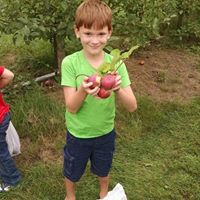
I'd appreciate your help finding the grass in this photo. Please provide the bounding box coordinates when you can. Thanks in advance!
[115,97,200,199]
[5,86,65,141]
[2,91,200,200]
[0,33,54,77]
[1,35,200,199]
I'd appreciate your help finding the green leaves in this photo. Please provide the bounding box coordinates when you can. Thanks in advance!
[0,0,78,42]
[120,45,140,59]
[97,62,112,74]
[97,46,139,75]
[110,48,121,57]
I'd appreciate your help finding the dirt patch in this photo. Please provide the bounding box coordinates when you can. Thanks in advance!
[15,135,63,166]
[37,136,63,165]
[127,46,200,102]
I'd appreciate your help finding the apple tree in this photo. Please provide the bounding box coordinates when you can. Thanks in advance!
[0,0,81,69]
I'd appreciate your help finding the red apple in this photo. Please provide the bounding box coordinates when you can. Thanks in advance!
[139,60,145,65]
[101,74,116,90]
[87,75,101,89]
[97,88,111,99]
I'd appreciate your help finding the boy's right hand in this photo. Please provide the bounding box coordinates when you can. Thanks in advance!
[82,77,100,96]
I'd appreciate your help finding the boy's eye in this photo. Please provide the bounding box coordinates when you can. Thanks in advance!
[99,32,106,36]
[85,32,92,36]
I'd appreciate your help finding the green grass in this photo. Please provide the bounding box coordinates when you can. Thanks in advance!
[0,33,54,77]
[2,92,200,200]
[0,34,16,56]
[6,86,65,141]
[114,97,200,199]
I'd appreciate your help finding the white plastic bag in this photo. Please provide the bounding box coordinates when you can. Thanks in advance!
[6,121,21,157]
[98,183,128,200]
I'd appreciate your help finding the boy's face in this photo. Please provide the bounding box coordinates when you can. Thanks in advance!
[75,25,112,56]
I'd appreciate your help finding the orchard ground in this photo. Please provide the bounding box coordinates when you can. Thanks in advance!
[1,43,200,199]
[128,45,200,102]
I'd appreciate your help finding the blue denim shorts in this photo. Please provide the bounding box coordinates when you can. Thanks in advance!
[63,129,116,182]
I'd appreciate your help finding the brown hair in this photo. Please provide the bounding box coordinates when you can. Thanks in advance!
[75,0,112,30]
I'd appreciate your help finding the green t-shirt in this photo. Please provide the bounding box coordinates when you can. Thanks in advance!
[61,50,131,138]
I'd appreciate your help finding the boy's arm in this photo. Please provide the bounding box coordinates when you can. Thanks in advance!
[115,86,137,112]
[63,85,87,113]
[112,74,137,112]
[0,68,14,89]
[63,77,99,113]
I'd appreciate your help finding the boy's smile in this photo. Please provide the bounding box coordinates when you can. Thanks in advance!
[75,26,112,57]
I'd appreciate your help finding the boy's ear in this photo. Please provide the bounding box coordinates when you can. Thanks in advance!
[108,29,112,39]
[74,26,80,39]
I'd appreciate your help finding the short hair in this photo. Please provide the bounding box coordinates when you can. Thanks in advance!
[75,0,112,30]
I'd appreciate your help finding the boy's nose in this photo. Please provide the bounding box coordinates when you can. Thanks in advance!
[91,36,99,44]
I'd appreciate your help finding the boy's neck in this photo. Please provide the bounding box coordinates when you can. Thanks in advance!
[83,50,104,69]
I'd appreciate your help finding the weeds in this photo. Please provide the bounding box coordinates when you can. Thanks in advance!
[8,86,65,141]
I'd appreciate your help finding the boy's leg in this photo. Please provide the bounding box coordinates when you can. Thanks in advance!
[98,175,109,199]
[63,132,93,200]
[65,178,76,200]
[91,130,116,199]
[0,113,21,186]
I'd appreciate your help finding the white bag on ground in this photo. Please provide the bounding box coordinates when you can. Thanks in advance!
[6,121,21,157]
[98,183,128,200]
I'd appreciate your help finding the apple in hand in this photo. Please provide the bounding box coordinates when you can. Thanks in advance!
[101,74,116,90]
[97,88,111,99]
[87,75,101,89]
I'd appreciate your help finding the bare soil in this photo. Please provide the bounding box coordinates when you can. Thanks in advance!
[126,46,200,102]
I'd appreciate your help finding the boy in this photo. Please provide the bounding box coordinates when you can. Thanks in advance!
[0,66,21,192]
[61,0,137,199]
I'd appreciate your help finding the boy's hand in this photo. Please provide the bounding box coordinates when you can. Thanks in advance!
[82,77,100,96]
[111,72,121,92]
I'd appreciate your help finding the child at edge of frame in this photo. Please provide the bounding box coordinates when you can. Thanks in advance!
[61,0,137,199]
[0,66,21,192]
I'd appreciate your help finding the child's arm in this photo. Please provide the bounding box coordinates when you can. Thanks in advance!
[63,77,99,113]
[113,74,137,112]
[115,86,137,112]
[0,68,14,89]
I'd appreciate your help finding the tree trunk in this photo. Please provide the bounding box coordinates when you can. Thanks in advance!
[177,13,184,29]
[52,33,58,70]
[176,0,184,29]
[52,33,65,72]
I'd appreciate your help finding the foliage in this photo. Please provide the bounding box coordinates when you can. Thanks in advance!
[0,0,79,41]
[108,0,177,46]
[0,0,81,68]
[172,0,200,40]
[108,0,200,47]
[97,45,139,74]
[1,0,200,68]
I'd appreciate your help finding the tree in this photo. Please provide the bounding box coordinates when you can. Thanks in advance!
[0,0,81,69]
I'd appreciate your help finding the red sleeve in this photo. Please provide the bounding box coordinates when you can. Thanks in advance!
[0,66,5,76]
